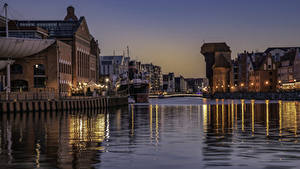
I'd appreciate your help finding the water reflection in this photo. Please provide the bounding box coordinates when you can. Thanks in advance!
[1,99,300,168]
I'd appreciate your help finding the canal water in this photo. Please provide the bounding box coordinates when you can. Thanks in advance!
[1,97,300,169]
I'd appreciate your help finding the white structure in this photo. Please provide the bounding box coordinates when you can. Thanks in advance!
[99,55,130,86]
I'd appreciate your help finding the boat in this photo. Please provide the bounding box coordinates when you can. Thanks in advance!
[118,60,149,103]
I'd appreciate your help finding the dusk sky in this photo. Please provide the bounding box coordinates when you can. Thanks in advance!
[3,0,300,77]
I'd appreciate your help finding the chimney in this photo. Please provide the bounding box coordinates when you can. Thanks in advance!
[64,6,78,21]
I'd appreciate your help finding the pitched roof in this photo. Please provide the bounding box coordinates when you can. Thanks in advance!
[248,52,268,70]
[201,42,231,54]
[279,50,296,66]
[265,47,300,53]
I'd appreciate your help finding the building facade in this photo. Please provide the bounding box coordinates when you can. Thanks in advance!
[0,6,100,95]
[201,42,231,91]
[248,53,277,92]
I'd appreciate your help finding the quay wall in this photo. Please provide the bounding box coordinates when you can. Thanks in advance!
[0,96,128,113]
[205,92,300,100]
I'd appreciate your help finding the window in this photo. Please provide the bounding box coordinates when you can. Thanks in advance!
[11,64,23,74]
[34,64,45,75]
[34,77,46,88]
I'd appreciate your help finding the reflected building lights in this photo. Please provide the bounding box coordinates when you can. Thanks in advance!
[222,103,225,133]
[35,142,41,168]
[241,100,245,132]
[131,105,135,136]
[155,104,159,145]
[203,104,208,132]
[231,100,234,132]
[150,105,153,141]
[251,100,255,134]
[106,113,110,139]
[266,100,269,136]
[279,100,282,136]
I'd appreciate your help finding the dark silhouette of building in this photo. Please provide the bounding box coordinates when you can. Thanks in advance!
[201,43,231,91]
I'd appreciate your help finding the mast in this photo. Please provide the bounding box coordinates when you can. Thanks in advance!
[127,46,130,58]
[4,3,11,97]
[4,3,8,37]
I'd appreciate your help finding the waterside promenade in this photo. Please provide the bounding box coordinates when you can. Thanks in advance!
[0,92,128,113]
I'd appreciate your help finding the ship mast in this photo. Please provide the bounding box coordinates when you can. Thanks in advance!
[4,3,8,37]
[4,3,11,97]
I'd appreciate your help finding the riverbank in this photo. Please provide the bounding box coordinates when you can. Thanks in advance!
[205,92,300,100]
[0,95,128,113]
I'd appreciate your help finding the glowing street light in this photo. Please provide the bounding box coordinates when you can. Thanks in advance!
[265,81,269,85]
[105,78,109,83]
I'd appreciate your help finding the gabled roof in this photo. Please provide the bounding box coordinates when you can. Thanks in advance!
[201,42,231,54]
[279,50,296,67]
[248,52,267,71]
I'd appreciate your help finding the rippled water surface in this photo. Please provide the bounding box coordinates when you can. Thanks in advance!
[2,97,300,169]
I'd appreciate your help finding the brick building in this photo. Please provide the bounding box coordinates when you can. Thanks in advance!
[247,53,277,92]
[0,6,100,95]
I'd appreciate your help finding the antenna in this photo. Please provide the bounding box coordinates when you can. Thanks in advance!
[113,50,115,56]
[4,3,8,37]
[127,46,130,58]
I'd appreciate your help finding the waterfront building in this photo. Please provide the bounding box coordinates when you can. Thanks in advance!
[230,51,252,92]
[212,53,231,93]
[277,49,300,90]
[230,59,239,92]
[163,73,175,93]
[0,38,72,95]
[247,53,277,92]
[185,78,208,93]
[0,6,100,95]
[141,63,163,93]
[99,55,129,87]
[201,42,231,91]
[265,47,300,62]
[175,75,187,93]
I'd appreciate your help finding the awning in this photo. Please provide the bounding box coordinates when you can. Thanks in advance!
[0,60,14,70]
[0,37,55,58]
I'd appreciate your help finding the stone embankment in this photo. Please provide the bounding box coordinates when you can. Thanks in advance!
[0,95,128,113]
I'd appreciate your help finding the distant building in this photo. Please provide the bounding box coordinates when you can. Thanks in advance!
[278,49,300,90]
[201,42,231,91]
[175,76,186,93]
[163,73,175,93]
[141,63,162,93]
[265,47,300,62]
[247,53,277,92]
[185,78,208,93]
[99,55,129,86]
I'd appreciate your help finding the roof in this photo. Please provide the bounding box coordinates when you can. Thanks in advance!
[213,55,231,68]
[265,47,300,53]
[0,37,55,58]
[248,52,268,70]
[201,42,231,54]
[280,50,296,66]
[102,55,124,65]
[10,17,85,38]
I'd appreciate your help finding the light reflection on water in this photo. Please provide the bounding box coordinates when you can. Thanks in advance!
[1,98,300,168]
